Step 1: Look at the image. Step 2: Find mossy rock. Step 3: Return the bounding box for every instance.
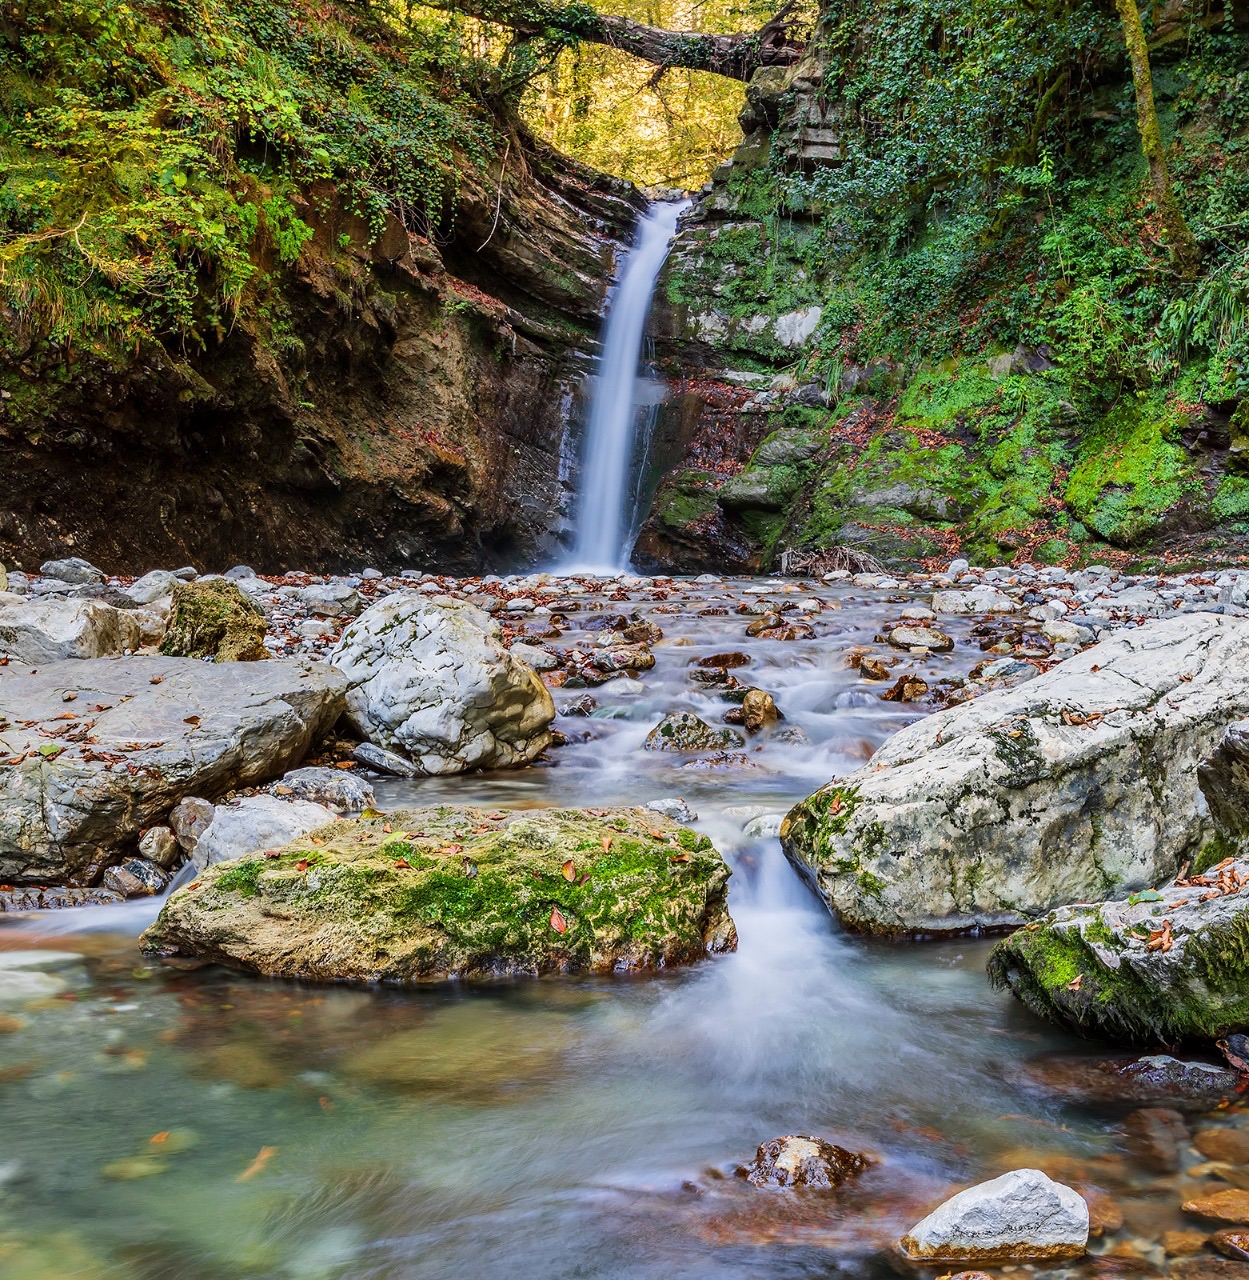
[160,579,268,662]
[139,806,737,983]
[988,852,1249,1043]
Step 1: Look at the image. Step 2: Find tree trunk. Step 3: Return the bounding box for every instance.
[420,0,803,80]
[1114,0,1201,276]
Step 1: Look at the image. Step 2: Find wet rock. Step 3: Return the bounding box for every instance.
[0,656,345,884]
[742,689,779,734]
[646,797,698,823]
[740,1135,868,1189]
[1122,1108,1189,1173]
[265,766,374,812]
[1171,1260,1249,1279]
[191,794,338,871]
[1215,1230,1249,1261]
[743,814,784,838]
[644,712,745,753]
[351,741,420,777]
[331,594,554,775]
[783,615,1249,936]
[0,885,123,910]
[562,694,597,717]
[141,807,737,982]
[102,856,168,897]
[859,655,893,680]
[138,825,180,868]
[989,854,1249,1042]
[745,612,782,636]
[696,651,751,669]
[898,1168,1089,1263]
[888,625,954,652]
[882,675,929,702]
[1024,1055,1240,1109]
[0,597,143,663]
[160,579,268,661]
[756,622,815,641]
[1198,1131,1249,1166]
[1163,1230,1210,1256]
[40,557,104,585]
[1185,1190,1249,1226]
[622,619,662,645]
[590,645,655,673]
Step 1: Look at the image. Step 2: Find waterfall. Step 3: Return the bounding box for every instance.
[563,199,688,571]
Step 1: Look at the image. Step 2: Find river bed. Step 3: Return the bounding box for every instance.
[1,575,1241,1279]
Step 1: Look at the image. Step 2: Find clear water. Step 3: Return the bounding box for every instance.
[0,580,1212,1278]
[563,202,688,572]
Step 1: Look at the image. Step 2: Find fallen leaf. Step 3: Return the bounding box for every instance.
[561,859,576,881]
[601,836,613,853]
[184,715,200,726]
[550,907,568,934]
[670,853,690,863]
[149,676,164,685]
[1146,919,1173,953]
[382,823,393,833]
[393,858,412,869]
[296,859,310,872]
[235,1146,278,1183]
[1067,974,1083,991]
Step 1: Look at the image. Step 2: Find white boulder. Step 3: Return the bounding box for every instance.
[0,597,143,663]
[192,794,338,872]
[899,1169,1088,1263]
[330,593,554,775]
[931,586,1015,615]
[783,614,1249,934]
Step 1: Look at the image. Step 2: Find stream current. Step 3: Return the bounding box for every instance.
[0,577,1221,1279]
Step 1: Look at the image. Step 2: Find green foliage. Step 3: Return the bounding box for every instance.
[0,0,497,352]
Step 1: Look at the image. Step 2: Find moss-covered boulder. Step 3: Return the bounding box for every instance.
[140,806,737,983]
[160,579,267,662]
[988,855,1249,1043]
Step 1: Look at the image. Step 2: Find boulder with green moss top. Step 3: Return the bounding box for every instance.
[645,712,745,753]
[139,806,737,982]
[781,614,1249,936]
[160,579,268,661]
[988,854,1249,1042]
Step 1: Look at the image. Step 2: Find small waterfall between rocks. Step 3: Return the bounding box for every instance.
[563,199,687,571]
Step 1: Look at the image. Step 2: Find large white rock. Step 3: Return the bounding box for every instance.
[782,614,1249,934]
[899,1169,1088,1263]
[0,656,346,883]
[0,597,143,663]
[330,593,554,775]
[192,794,337,872]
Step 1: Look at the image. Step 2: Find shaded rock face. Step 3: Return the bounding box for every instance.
[331,594,554,774]
[741,1136,869,1189]
[1199,720,1249,840]
[988,854,1249,1042]
[160,579,267,662]
[0,140,642,577]
[899,1169,1089,1264]
[782,615,1249,936]
[140,806,737,983]
[0,596,143,664]
[0,656,345,884]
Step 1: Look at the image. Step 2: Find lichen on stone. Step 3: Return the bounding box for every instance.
[160,579,268,662]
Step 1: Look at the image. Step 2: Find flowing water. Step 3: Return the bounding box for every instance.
[563,201,688,572]
[0,578,1212,1280]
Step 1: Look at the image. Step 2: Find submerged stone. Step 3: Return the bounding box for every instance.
[741,1136,869,1189]
[140,806,737,983]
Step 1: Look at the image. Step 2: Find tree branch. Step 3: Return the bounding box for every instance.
[423,0,803,80]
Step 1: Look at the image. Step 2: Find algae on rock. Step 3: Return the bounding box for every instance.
[140,806,737,982]
[160,580,268,662]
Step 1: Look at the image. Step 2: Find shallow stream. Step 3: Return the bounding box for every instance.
[0,578,1236,1278]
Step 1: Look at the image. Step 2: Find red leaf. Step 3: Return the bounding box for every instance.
[550,907,568,934]
[561,859,575,881]
[296,859,309,872]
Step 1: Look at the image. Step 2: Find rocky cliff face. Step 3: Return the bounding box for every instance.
[638,12,1249,574]
[0,135,642,576]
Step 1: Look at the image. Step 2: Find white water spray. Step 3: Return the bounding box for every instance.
[564,200,687,571]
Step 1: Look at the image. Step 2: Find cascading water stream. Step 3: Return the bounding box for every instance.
[563,199,688,571]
